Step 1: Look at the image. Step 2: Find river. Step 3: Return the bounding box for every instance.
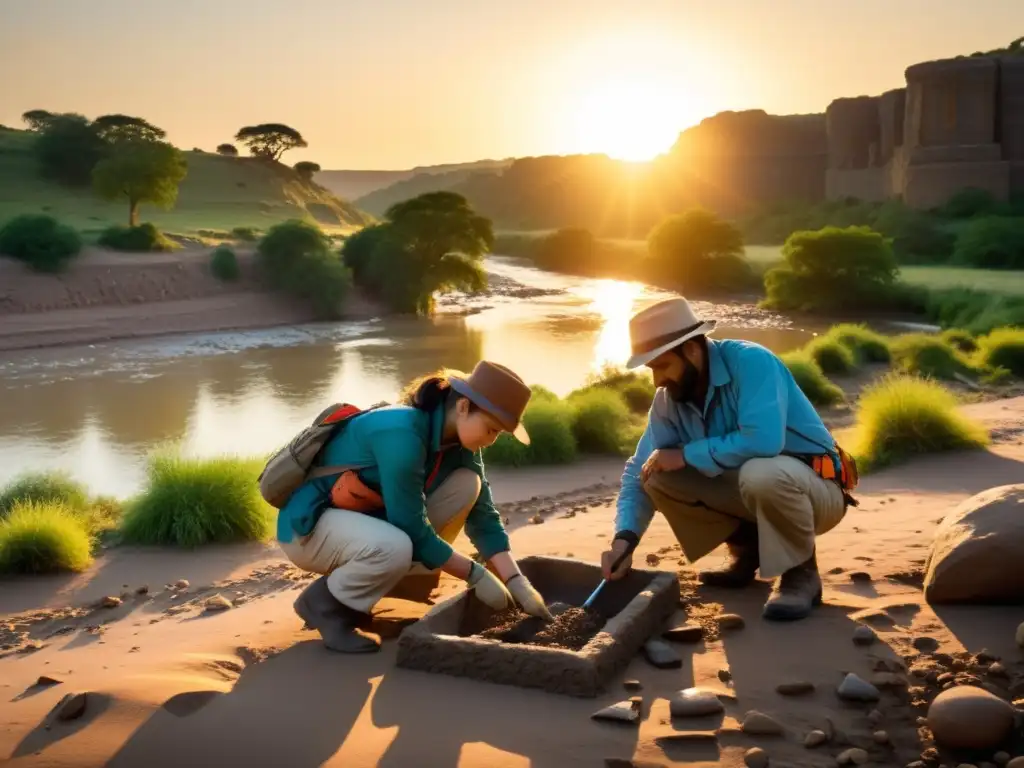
[0,256,827,499]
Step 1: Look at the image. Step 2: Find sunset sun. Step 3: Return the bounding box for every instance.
[574,77,682,161]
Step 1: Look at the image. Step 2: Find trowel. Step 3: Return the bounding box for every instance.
[582,544,636,609]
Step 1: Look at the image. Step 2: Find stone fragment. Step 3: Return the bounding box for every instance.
[100,596,122,609]
[744,747,768,768]
[530,513,543,525]
[849,571,872,583]
[741,711,784,735]
[717,614,745,631]
[994,752,1010,766]
[912,636,939,653]
[867,709,883,725]
[804,729,827,747]
[135,585,149,595]
[837,673,880,702]
[853,625,877,645]
[642,639,682,669]
[927,686,1015,750]
[662,623,703,643]
[777,681,815,696]
[204,594,233,612]
[669,688,725,717]
[718,669,732,683]
[52,692,87,722]
[646,554,660,566]
[988,661,1008,677]
[623,679,642,691]
[873,730,889,744]
[592,700,640,724]
[836,747,868,765]
[173,579,189,589]
[35,675,62,687]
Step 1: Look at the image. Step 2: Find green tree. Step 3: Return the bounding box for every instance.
[216,143,238,156]
[234,124,307,161]
[92,114,167,144]
[33,113,108,186]
[646,208,752,292]
[22,109,54,131]
[294,161,321,181]
[257,220,351,318]
[92,141,188,226]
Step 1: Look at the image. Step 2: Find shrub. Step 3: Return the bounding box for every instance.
[647,208,754,293]
[98,222,175,252]
[257,220,352,318]
[210,246,240,281]
[781,353,844,406]
[940,328,977,353]
[567,388,633,454]
[940,187,1001,219]
[533,228,597,272]
[0,501,93,574]
[825,323,891,363]
[0,214,83,272]
[925,288,1024,335]
[889,333,975,380]
[572,366,655,414]
[952,217,1024,269]
[485,399,577,467]
[974,328,1024,377]
[852,374,989,471]
[762,226,898,311]
[872,205,955,264]
[119,455,272,547]
[0,470,90,518]
[805,336,856,375]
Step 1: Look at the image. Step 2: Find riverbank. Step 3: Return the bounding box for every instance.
[0,248,553,352]
[1,396,1022,767]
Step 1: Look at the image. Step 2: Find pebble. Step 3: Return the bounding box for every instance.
[836,747,869,765]
[645,554,660,566]
[1004,758,1024,768]
[591,700,640,724]
[937,672,956,684]
[662,623,704,643]
[873,730,890,744]
[837,673,880,702]
[530,514,543,524]
[741,711,784,735]
[52,692,87,722]
[642,639,682,669]
[173,579,189,590]
[912,636,939,653]
[100,596,122,609]
[867,709,883,725]
[717,669,732,683]
[777,681,815,696]
[135,585,149,595]
[927,685,1015,750]
[623,680,642,691]
[988,662,1008,677]
[204,594,233,612]
[669,688,724,717]
[35,675,62,687]
[849,571,872,583]
[993,753,1010,766]
[852,625,877,646]
[744,747,768,768]
[1016,622,1024,649]
[717,614,745,631]
[804,729,827,747]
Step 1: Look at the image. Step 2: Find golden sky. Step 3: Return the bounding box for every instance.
[1,0,1019,169]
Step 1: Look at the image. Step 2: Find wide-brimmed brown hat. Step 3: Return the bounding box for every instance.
[449,361,532,444]
[626,296,717,369]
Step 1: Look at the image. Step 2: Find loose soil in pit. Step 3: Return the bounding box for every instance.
[475,602,605,651]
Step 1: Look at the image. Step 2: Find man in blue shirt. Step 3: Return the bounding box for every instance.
[600,297,849,621]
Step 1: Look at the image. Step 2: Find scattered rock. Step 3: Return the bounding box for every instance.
[35,675,62,687]
[173,580,189,590]
[994,752,1010,766]
[989,662,1008,677]
[662,623,703,643]
[976,649,1000,663]
[849,572,872,583]
[642,639,682,669]
[51,692,87,722]
[912,636,939,653]
[744,747,768,768]
[804,729,827,747]
[592,700,640,724]
[867,709,883,725]
[669,688,725,717]
[853,625,877,646]
[530,514,543,525]
[836,747,869,765]
[717,614,745,631]
[923,485,1024,603]
[777,681,815,696]
[645,554,660,566]
[628,696,643,715]
[871,672,909,689]
[204,594,233,612]
[718,669,732,683]
[100,596,122,609]
[873,730,889,744]
[837,673,880,702]
[741,711,784,735]
[927,686,1015,750]
[623,680,642,691]
[1008,759,1024,768]
[937,672,955,684]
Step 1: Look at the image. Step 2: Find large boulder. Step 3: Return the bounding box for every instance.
[927,685,1015,749]
[923,484,1024,604]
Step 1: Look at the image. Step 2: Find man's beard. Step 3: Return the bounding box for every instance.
[666,363,700,403]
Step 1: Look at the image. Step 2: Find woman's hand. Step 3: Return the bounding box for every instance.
[506,574,553,621]
[466,562,513,611]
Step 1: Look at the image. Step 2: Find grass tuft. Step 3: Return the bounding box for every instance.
[781,352,845,406]
[973,327,1024,378]
[567,388,635,455]
[0,501,94,574]
[825,323,892,363]
[805,336,857,375]
[0,470,90,518]
[889,333,977,380]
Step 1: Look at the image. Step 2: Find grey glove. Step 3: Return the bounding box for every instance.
[467,562,513,611]
[506,574,554,621]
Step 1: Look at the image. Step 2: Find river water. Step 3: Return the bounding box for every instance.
[0,257,826,499]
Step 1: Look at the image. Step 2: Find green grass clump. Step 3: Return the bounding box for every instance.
[851,374,989,471]
[781,353,845,406]
[940,328,977,353]
[567,388,633,455]
[805,336,857,375]
[974,328,1024,377]
[485,399,577,467]
[119,454,272,547]
[0,501,94,574]
[210,245,240,281]
[825,323,891,363]
[889,333,975,380]
[98,222,176,252]
[571,366,655,414]
[0,470,90,518]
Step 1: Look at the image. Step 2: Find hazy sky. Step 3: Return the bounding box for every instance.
[1,0,1019,169]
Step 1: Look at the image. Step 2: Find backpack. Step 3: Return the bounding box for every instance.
[257,401,386,508]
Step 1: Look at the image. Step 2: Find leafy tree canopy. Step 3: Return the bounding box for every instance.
[234,123,307,161]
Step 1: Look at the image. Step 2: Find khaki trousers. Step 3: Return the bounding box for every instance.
[279,469,481,612]
[644,456,846,579]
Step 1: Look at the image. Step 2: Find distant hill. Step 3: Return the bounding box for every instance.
[354,167,498,217]
[0,128,372,235]
[316,158,513,201]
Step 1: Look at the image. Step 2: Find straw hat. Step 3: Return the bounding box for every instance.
[449,361,532,444]
[625,297,717,369]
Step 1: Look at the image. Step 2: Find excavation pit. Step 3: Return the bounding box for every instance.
[395,555,680,698]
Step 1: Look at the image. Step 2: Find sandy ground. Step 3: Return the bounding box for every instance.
[1,399,1023,768]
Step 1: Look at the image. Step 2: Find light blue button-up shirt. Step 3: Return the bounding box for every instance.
[614,338,840,539]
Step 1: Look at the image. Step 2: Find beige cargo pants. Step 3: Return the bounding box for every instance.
[279,468,481,612]
[644,456,846,579]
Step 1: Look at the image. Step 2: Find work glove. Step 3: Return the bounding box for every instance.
[506,574,554,622]
[466,561,513,611]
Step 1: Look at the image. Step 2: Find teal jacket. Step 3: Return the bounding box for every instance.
[615,338,841,540]
[276,396,510,570]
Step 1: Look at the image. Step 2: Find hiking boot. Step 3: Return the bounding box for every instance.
[697,521,760,588]
[293,576,381,653]
[762,551,823,622]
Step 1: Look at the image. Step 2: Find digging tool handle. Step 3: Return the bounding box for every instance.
[583,544,636,609]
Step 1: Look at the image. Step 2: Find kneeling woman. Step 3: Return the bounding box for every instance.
[277,360,551,653]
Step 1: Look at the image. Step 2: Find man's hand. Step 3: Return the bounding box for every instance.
[600,537,635,581]
[506,574,554,621]
[641,448,685,483]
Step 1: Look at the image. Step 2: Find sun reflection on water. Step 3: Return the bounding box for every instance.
[584,278,646,371]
